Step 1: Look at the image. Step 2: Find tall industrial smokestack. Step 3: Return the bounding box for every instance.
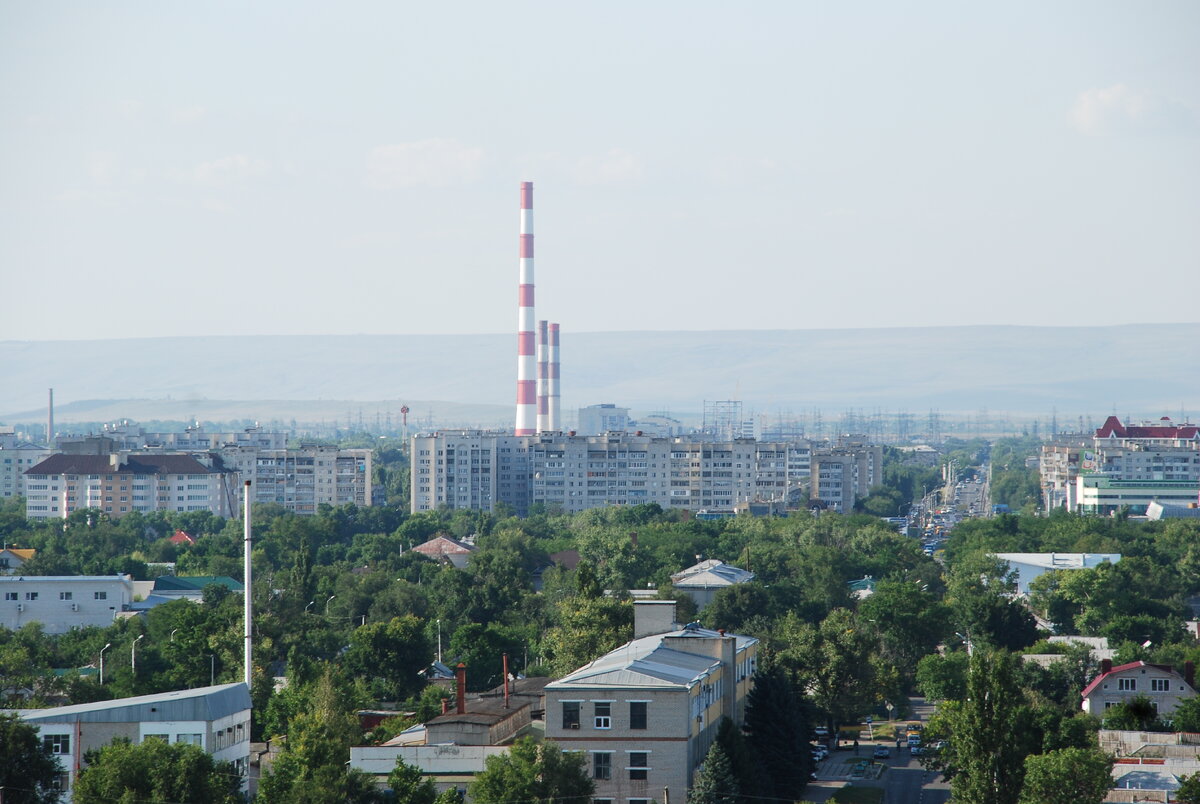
[548,323,561,431]
[47,388,54,447]
[515,182,536,436]
[537,320,550,433]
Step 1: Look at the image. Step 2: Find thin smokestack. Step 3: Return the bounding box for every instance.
[243,480,252,688]
[548,323,561,431]
[455,662,467,714]
[515,182,536,436]
[47,388,54,447]
[537,320,550,433]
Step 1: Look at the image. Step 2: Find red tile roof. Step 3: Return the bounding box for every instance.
[412,535,475,557]
[1095,415,1200,440]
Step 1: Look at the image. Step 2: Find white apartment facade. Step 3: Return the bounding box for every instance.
[0,575,135,633]
[0,435,55,500]
[11,683,253,801]
[24,454,238,520]
[219,444,373,514]
[578,404,631,436]
[413,431,831,515]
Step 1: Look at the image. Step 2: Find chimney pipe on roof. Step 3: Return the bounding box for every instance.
[1186,661,1195,689]
[1101,658,1112,675]
[455,662,467,715]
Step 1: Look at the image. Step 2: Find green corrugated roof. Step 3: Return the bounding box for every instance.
[152,575,243,592]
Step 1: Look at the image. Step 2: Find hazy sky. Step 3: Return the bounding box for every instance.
[2,1,1197,341]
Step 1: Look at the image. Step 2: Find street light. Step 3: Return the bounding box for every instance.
[304,600,315,614]
[132,634,145,675]
[99,643,112,685]
[170,628,179,642]
[325,594,336,615]
[210,654,216,686]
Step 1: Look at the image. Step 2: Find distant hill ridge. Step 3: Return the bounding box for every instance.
[1,324,1196,421]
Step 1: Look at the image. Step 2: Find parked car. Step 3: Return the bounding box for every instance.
[873,745,891,759]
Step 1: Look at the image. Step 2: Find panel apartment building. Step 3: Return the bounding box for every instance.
[44,426,372,516]
[411,430,880,515]
[1040,416,1200,514]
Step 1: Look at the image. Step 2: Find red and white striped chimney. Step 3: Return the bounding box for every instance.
[515,181,536,436]
[548,323,561,431]
[537,320,550,433]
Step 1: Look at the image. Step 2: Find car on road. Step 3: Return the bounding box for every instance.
[909,745,924,756]
[873,745,891,759]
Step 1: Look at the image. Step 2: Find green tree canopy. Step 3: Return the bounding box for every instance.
[73,738,242,804]
[468,736,593,804]
[1018,747,1113,804]
[0,713,63,804]
[389,755,438,804]
[687,742,739,804]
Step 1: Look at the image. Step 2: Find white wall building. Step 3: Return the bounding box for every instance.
[10,683,252,801]
[992,553,1122,596]
[0,575,134,633]
[577,404,631,436]
[1,442,55,500]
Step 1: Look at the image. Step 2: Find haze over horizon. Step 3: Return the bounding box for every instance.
[2,2,1197,343]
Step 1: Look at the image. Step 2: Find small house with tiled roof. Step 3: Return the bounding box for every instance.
[1081,659,1197,717]
[169,529,196,545]
[0,547,35,574]
[412,535,476,569]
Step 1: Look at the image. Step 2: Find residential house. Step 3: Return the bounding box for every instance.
[0,547,36,574]
[412,535,476,569]
[1081,660,1197,717]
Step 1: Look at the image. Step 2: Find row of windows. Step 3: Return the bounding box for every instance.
[5,591,108,601]
[1115,677,1172,692]
[563,701,647,730]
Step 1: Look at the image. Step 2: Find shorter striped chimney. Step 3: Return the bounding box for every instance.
[537,320,550,433]
[549,323,561,431]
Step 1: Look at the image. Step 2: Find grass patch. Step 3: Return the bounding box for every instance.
[829,787,885,804]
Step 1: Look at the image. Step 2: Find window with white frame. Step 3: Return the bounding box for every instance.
[1118,678,1136,692]
[43,734,70,754]
[594,701,612,729]
[1152,678,1169,692]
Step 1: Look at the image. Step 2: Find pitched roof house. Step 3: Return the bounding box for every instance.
[1081,659,1197,717]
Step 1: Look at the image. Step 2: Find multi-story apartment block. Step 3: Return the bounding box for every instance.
[23,454,238,520]
[52,428,372,516]
[1040,417,1200,514]
[413,431,833,515]
[544,601,758,804]
[410,431,533,515]
[0,574,134,633]
[220,444,373,514]
[809,439,884,513]
[0,442,55,500]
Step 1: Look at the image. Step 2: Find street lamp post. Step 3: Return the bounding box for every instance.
[325,594,336,615]
[99,643,112,685]
[210,654,216,686]
[132,634,144,676]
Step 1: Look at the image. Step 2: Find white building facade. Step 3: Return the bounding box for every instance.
[0,575,134,633]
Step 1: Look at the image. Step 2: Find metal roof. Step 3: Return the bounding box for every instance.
[547,626,757,691]
[11,683,251,724]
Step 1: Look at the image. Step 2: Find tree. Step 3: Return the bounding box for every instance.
[915,651,969,702]
[1101,695,1166,732]
[1018,747,1113,804]
[389,755,438,804]
[715,716,770,804]
[1178,772,1200,804]
[923,650,1036,804]
[257,668,380,804]
[469,736,593,804]
[73,738,242,804]
[1171,695,1200,733]
[743,665,813,802]
[687,742,739,804]
[0,714,63,804]
[344,615,432,701]
[776,608,876,732]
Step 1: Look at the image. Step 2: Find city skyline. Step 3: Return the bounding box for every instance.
[2,1,1197,342]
